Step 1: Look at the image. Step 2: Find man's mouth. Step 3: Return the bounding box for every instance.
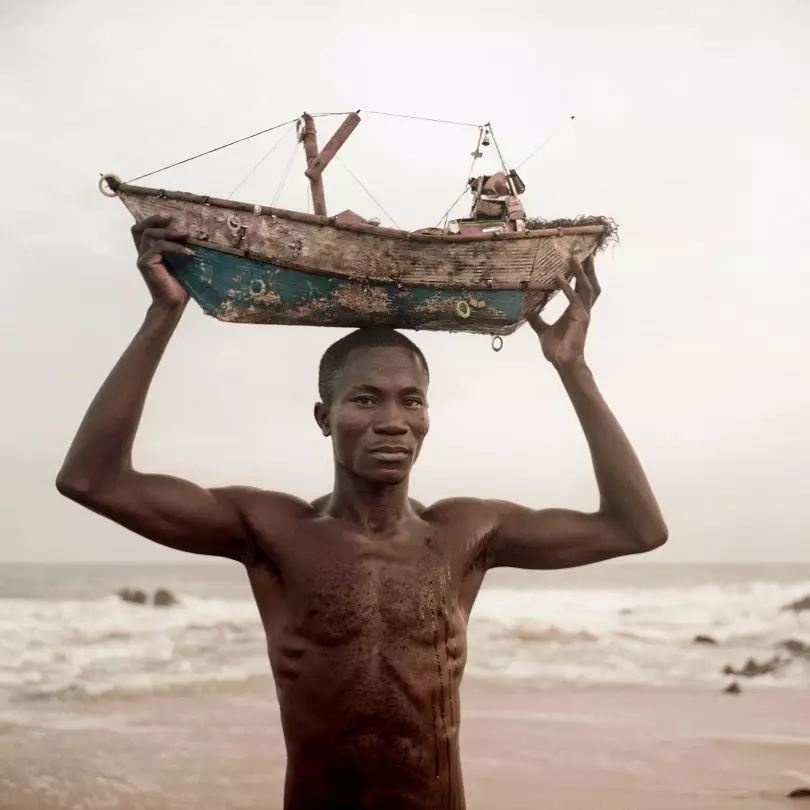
[368,445,411,462]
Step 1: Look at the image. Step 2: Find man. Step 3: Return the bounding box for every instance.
[57,216,667,810]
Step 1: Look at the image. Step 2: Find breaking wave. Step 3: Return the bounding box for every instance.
[2,578,809,700]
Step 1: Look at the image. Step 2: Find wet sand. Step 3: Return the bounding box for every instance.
[1,679,808,809]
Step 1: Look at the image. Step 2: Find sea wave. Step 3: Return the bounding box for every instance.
[1,579,808,700]
[465,581,810,686]
[0,595,269,700]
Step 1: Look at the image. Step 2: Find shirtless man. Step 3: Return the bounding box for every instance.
[56,216,667,810]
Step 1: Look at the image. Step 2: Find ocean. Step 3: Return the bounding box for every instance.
[1,562,809,705]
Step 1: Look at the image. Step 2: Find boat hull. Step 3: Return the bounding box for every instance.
[167,245,527,333]
[109,180,613,335]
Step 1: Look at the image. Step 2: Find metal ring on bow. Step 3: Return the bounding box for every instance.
[98,173,121,198]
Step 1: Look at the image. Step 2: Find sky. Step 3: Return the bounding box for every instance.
[1,0,808,564]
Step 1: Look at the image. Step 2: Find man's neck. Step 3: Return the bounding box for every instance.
[325,469,414,534]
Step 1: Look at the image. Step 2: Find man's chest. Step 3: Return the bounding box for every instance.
[249,522,486,644]
[290,537,454,643]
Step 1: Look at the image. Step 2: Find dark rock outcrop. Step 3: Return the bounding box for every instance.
[153,588,178,607]
[787,786,810,799]
[783,594,810,613]
[723,681,741,694]
[722,655,786,678]
[779,639,810,658]
[117,588,147,605]
[693,634,718,645]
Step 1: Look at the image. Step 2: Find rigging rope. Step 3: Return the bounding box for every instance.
[270,137,302,208]
[361,110,481,128]
[435,186,470,230]
[335,156,401,229]
[435,126,484,229]
[465,127,484,186]
[486,124,513,184]
[123,110,486,185]
[515,115,576,171]
[226,124,295,199]
[125,119,298,184]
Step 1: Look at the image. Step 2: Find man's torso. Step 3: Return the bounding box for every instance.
[240,494,498,809]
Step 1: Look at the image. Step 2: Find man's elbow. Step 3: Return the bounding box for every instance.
[55,470,113,507]
[55,472,94,503]
[630,521,668,553]
[604,512,668,554]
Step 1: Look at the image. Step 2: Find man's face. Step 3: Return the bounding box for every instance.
[315,346,430,484]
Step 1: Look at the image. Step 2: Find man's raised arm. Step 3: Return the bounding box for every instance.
[488,255,668,570]
[56,217,254,562]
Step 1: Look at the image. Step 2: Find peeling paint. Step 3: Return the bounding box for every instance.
[333,283,393,315]
[175,245,521,332]
[248,283,282,307]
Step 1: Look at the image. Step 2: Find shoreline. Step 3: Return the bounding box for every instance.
[3,665,805,707]
[2,679,809,809]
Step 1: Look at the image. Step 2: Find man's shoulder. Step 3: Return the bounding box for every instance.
[421,496,527,532]
[213,485,317,522]
[421,496,502,523]
[216,487,319,568]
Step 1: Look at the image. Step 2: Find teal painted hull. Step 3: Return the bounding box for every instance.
[169,246,528,334]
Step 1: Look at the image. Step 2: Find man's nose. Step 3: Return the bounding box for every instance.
[373,404,408,435]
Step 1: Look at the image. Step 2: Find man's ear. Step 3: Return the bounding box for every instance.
[313,402,331,437]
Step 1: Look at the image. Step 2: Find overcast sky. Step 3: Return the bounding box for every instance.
[1,0,808,564]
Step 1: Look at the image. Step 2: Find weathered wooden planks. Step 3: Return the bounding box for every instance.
[106,178,609,334]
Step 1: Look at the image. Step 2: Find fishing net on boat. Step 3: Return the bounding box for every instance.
[524,215,619,251]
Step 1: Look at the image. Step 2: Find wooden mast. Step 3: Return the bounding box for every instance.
[300,111,361,217]
[301,114,326,216]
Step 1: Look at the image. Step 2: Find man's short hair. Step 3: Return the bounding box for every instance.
[318,327,429,403]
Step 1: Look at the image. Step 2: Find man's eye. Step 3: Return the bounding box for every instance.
[404,398,424,408]
[353,396,375,405]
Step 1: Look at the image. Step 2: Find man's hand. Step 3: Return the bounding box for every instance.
[528,254,601,370]
[132,215,194,310]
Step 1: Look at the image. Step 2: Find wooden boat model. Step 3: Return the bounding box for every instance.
[100,111,615,343]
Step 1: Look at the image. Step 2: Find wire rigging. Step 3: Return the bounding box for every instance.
[226,124,295,199]
[361,110,481,128]
[125,119,298,184]
[117,109,568,231]
[435,186,470,230]
[515,115,576,171]
[270,136,303,208]
[123,109,486,187]
[435,126,485,229]
[335,156,400,230]
[486,124,511,180]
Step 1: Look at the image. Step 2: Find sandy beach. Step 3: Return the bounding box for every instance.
[2,679,808,810]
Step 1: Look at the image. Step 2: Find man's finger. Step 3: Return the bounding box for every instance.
[138,228,190,252]
[555,273,579,306]
[131,215,172,247]
[568,256,593,308]
[527,310,549,336]
[137,241,195,271]
[583,254,601,302]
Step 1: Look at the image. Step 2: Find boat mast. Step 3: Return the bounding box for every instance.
[300,111,361,217]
